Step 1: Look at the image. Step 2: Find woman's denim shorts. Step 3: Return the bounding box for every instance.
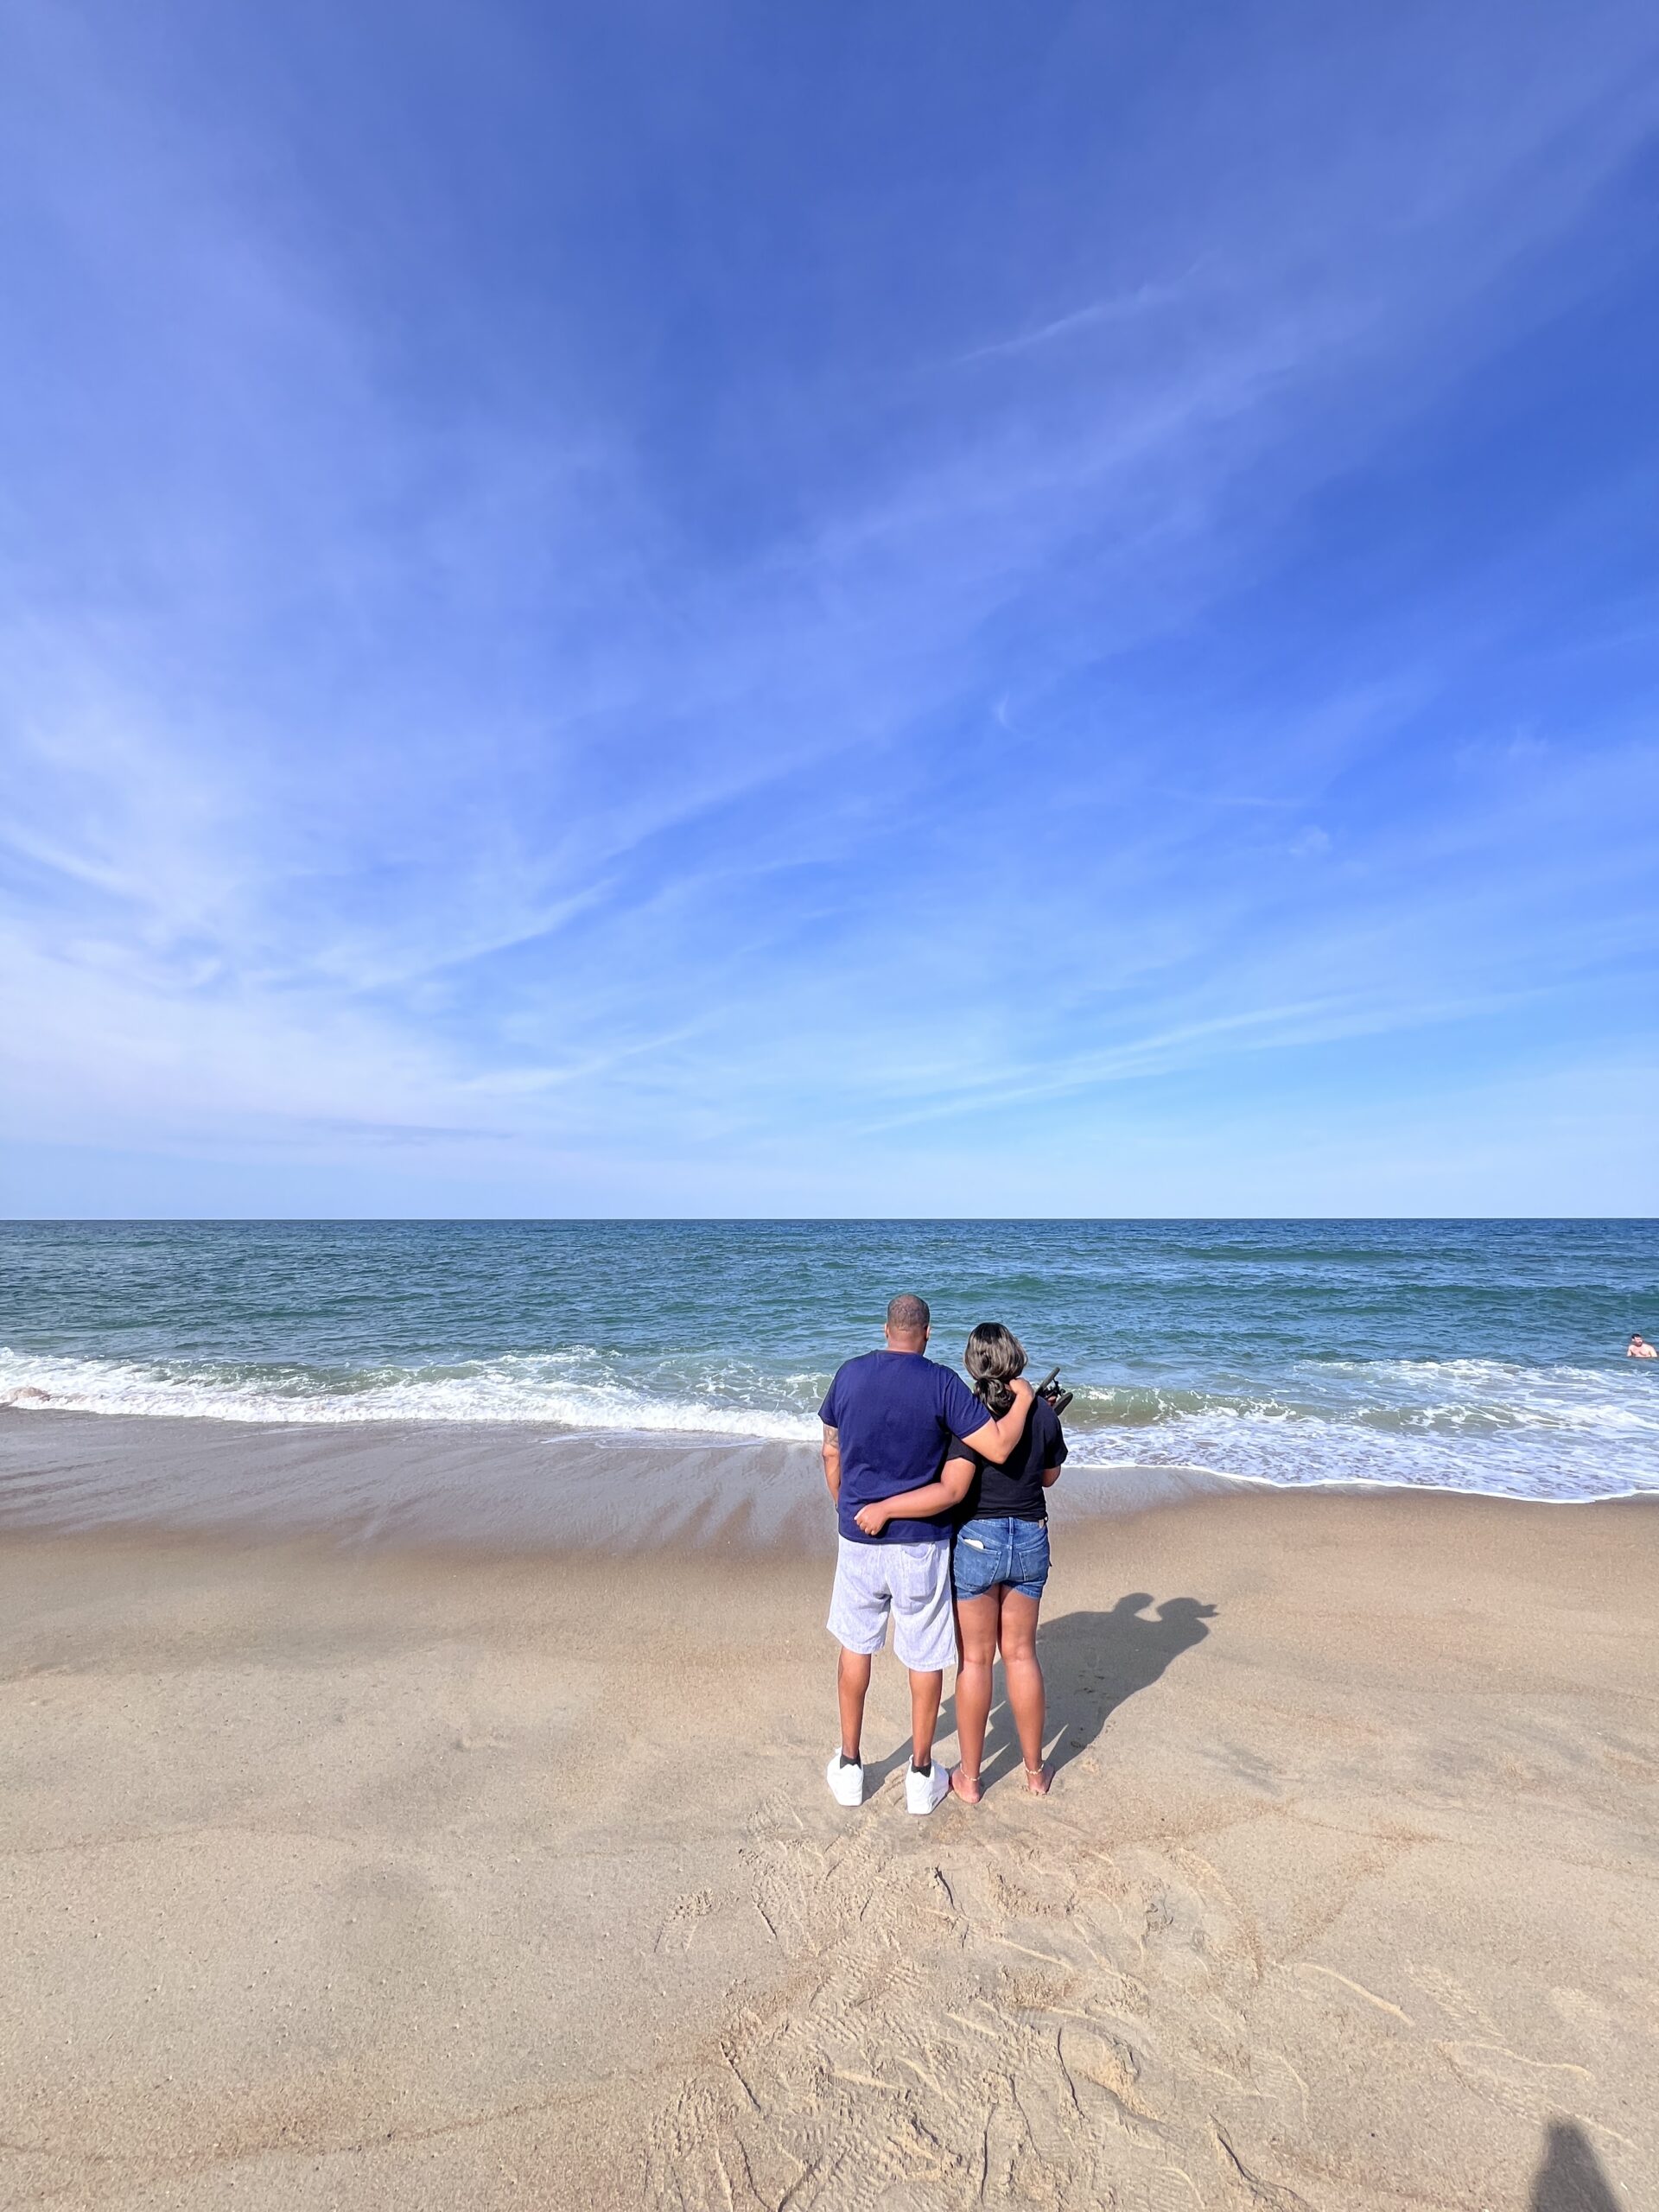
[952,1515,1051,1602]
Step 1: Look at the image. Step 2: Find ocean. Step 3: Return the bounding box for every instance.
[3,1222,1656,1534]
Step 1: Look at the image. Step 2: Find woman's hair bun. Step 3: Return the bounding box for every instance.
[964,1321,1027,1420]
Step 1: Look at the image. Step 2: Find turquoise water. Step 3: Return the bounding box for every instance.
[2,1220,1656,1503]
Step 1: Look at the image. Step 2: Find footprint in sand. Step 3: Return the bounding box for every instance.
[655,1888,715,1952]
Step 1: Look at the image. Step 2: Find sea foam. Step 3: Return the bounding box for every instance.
[3,1344,1656,1505]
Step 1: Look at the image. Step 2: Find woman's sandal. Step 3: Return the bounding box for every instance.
[1023,1763,1052,1796]
[950,1769,982,1805]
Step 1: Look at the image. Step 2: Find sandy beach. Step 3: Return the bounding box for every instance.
[3,1486,1655,2210]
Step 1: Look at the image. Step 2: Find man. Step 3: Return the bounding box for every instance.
[1630,1334,1657,1359]
[819,1293,1033,1815]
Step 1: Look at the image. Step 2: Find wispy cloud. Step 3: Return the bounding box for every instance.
[952,275,1200,365]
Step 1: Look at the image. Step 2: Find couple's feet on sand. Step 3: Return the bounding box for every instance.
[825,1753,951,1815]
[827,1753,1050,1811]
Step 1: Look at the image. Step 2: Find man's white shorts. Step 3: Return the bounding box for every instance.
[826,1536,955,1672]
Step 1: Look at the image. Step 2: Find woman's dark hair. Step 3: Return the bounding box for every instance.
[964,1321,1027,1418]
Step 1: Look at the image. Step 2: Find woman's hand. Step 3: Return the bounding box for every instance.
[854,1501,891,1535]
[1008,1377,1035,1408]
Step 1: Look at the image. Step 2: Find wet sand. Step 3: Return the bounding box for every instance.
[0,1408,1244,1550]
[2,1487,1656,2209]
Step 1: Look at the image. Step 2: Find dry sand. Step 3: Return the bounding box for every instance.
[2,1491,1655,2210]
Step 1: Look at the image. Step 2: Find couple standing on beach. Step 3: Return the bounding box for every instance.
[819,1293,1068,1815]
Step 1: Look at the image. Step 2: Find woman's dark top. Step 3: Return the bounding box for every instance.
[949,1394,1068,1522]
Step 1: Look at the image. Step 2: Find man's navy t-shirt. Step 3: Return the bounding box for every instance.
[819,1351,989,1544]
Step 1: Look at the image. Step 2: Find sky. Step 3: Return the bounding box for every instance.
[2,0,1657,1218]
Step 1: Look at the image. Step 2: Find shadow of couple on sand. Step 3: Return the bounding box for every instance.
[1035,1592,1218,1783]
[858,1591,1217,1796]
[999,1589,1219,1791]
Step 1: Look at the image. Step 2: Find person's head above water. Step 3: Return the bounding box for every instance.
[884,1293,931,1351]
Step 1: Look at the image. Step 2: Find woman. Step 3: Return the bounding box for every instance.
[854,1320,1067,1799]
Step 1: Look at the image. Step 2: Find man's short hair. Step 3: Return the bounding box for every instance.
[887,1293,931,1336]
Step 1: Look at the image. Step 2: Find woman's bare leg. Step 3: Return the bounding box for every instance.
[951,1592,1001,1802]
[998,1590,1049,1790]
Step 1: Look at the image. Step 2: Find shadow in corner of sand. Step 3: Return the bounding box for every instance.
[1530,2120,1624,2211]
[1027,1592,1218,1786]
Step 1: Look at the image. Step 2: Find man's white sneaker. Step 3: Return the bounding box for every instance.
[906,1761,950,1816]
[826,1753,864,1808]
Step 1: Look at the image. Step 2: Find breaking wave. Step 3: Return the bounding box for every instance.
[4,1345,1656,1503]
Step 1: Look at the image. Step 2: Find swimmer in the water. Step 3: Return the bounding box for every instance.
[1629,1333,1656,1360]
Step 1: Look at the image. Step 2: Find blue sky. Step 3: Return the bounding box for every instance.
[3,0,1657,1217]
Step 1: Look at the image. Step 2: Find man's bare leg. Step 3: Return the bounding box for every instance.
[837,1646,872,1762]
[909,1666,944,1770]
